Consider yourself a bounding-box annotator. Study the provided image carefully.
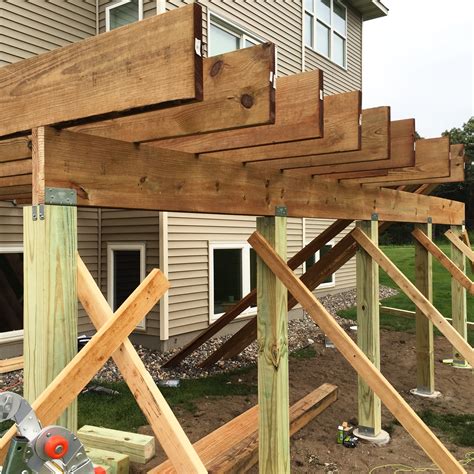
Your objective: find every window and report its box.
[107,243,146,330]
[209,13,263,57]
[304,0,347,68]
[106,0,143,32]
[209,242,257,321]
[0,247,23,335]
[304,241,336,288]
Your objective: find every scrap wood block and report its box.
[152,383,338,473]
[85,447,129,474]
[78,426,155,464]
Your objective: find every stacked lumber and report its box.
[85,447,129,474]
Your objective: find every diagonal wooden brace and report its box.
[76,256,206,473]
[445,229,474,273]
[0,265,169,463]
[248,230,465,474]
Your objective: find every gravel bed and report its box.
[0,286,398,391]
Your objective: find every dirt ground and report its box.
[137,329,473,473]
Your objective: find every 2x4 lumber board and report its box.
[356,221,381,436]
[450,225,469,366]
[0,159,31,177]
[0,265,169,463]
[412,227,474,294]
[32,126,464,224]
[445,228,474,263]
[148,69,323,153]
[256,216,290,473]
[0,174,32,187]
[152,384,338,474]
[23,205,78,432]
[84,447,129,474]
[77,257,205,473]
[0,356,24,374]
[166,219,352,368]
[414,223,435,394]
[0,137,31,162]
[353,227,474,367]
[0,4,203,138]
[248,230,465,474]
[70,44,276,142]
[78,426,154,464]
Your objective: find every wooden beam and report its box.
[152,384,338,474]
[23,205,78,432]
[70,44,276,142]
[0,174,32,187]
[256,216,290,473]
[77,256,206,473]
[32,126,464,224]
[356,220,381,436]
[414,223,435,394]
[145,69,321,151]
[353,227,474,367]
[0,266,169,463]
[0,356,24,374]
[0,136,31,162]
[0,4,203,138]
[248,230,465,474]
[445,228,474,265]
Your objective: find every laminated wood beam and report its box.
[70,44,276,142]
[31,126,464,224]
[353,227,474,367]
[0,4,203,138]
[248,229,465,474]
[0,266,169,463]
[77,257,206,473]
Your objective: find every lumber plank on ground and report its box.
[149,69,323,153]
[31,126,464,224]
[353,227,474,367]
[248,230,465,474]
[151,383,338,474]
[84,447,129,474]
[79,426,154,464]
[0,356,23,374]
[70,44,276,142]
[0,4,203,138]
[0,268,169,463]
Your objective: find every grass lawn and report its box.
[338,242,474,345]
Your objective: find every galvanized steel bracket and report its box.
[45,187,77,206]
[275,206,288,217]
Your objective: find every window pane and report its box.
[250,248,257,291]
[316,21,330,56]
[0,253,24,332]
[113,250,141,311]
[209,23,240,56]
[320,244,333,283]
[305,253,316,270]
[245,38,259,48]
[333,1,347,35]
[317,0,331,24]
[304,13,313,47]
[333,33,345,67]
[305,0,314,13]
[109,0,139,30]
[213,248,242,314]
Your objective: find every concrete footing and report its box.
[353,428,390,446]
[410,388,442,399]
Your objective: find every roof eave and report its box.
[349,0,389,21]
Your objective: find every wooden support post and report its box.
[356,220,381,436]
[414,223,435,393]
[23,205,78,431]
[450,225,469,367]
[256,216,290,473]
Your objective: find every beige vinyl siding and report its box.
[305,4,362,94]
[100,209,161,337]
[0,202,22,245]
[0,0,96,64]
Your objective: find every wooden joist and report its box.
[0,4,203,138]
[31,126,464,224]
[70,43,276,142]
[0,136,31,162]
[0,356,24,374]
[152,384,338,474]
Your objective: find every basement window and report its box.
[0,248,23,336]
[106,0,143,32]
[304,241,336,288]
[107,243,146,330]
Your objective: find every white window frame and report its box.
[105,0,144,32]
[207,11,265,57]
[304,0,348,69]
[0,246,24,344]
[208,241,256,323]
[107,242,146,330]
[303,240,336,289]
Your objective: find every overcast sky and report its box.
[362,0,473,138]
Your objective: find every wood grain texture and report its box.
[0,356,24,374]
[0,137,31,162]
[0,4,203,137]
[23,205,78,431]
[248,230,465,474]
[70,43,276,142]
[36,127,464,224]
[77,257,205,473]
[445,228,474,264]
[84,447,129,474]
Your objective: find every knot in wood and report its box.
[210,60,224,77]
[240,94,254,109]
[271,345,280,368]
[139,176,147,184]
